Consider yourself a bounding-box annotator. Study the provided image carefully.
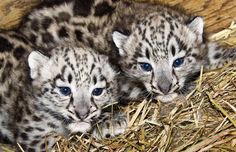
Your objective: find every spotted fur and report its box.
[0,30,127,151]
[113,16,236,102]
[0,31,33,144]
[19,0,236,103]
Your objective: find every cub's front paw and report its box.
[92,112,127,139]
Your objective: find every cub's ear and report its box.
[187,16,204,42]
[28,51,49,79]
[112,31,128,56]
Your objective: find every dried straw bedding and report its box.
[0,2,236,152]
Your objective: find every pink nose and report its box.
[158,82,171,95]
[75,109,89,120]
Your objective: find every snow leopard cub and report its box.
[112,15,236,102]
[0,35,126,151]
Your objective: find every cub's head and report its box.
[28,46,117,123]
[113,14,205,102]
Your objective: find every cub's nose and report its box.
[157,82,172,95]
[75,108,90,120]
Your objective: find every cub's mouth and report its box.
[149,85,180,102]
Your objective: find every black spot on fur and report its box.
[105,134,111,138]
[175,22,179,28]
[42,32,54,43]
[34,135,40,138]
[0,59,4,69]
[32,115,42,122]
[75,29,83,41]
[30,34,37,43]
[54,74,64,83]
[43,88,49,94]
[31,140,40,146]
[13,46,26,60]
[191,53,197,58]
[90,64,95,74]
[61,65,66,75]
[214,53,221,59]
[100,75,106,82]
[42,17,53,29]
[87,37,95,48]
[178,39,187,51]
[35,127,45,132]
[58,26,69,38]
[94,1,114,17]
[134,48,143,58]
[28,148,36,152]
[68,74,72,83]
[87,23,96,33]
[171,46,176,56]
[57,12,71,22]
[93,76,97,84]
[31,19,39,31]
[41,143,45,149]
[145,48,150,59]
[25,127,33,132]
[170,23,174,30]
[66,96,73,109]
[47,122,58,128]
[73,0,94,17]
[21,132,28,140]
[22,119,29,124]
[0,36,13,52]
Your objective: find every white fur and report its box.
[129,87,142,99]
[187,17,204,42]
[157,93,178,103]
[112,31,128,56]
[28,51,49,79]
[67,122,92,134]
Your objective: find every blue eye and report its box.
[173,58,184,68]
[59,87,71,96]
[92,88,104,96]
[139,62,152,72]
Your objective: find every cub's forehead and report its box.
[47,46,112,80]
[132,13,195,42]
[125,14,197,58]
[52,46,102,66]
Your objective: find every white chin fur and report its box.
[68,121,91,134]
[157,93,178,103]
